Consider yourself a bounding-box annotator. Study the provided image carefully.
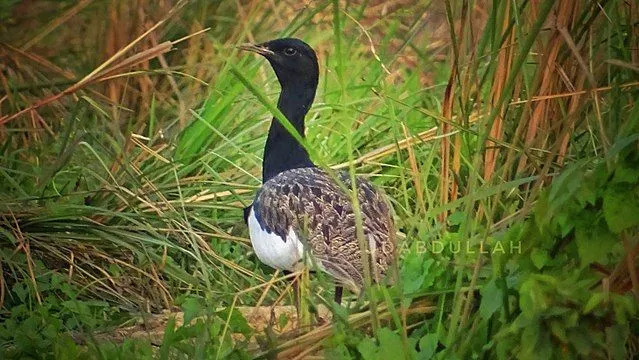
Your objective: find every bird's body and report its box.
[240,38,396,296]
[248,167,395,291]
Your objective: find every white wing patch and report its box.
[248,208,305,271]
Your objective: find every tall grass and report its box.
[0,0,637,359]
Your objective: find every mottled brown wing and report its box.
[252,167,395,290]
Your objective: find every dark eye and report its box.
[283,47,297,56]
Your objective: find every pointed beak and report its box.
[237,43,274,56]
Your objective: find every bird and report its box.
[238,38,396,304]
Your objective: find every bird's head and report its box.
[239,38,319,89]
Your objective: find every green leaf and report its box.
[549,320,568,343]
[548,161,586,202]
[605,325,628,360]
[418,333,438,360]
[357,337,378,360]
[534,192,551,230]
[603,185,639,233]
[377,328,405,359]
[583,292,605,314]
[606,133,639,159]
[448,211,465,226]
[611,294,637,324]
[158,317,176,360]
[479,279,503,319]
[612,162,639,184]
[401,253,433,295]
[218,307,252,336]
[575,217,617,266]
[576,176,599,206]
[519,275,555,319]
[530,248,550,270]
[278,313,289,330]
[567,328,593,355]
[181,297,203,324]
[555,210,576,237]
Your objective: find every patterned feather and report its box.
[250,167,396,292]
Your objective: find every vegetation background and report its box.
[0,0,638,359]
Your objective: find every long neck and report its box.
[262,83,316,182]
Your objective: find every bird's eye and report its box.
[283,47,297,56]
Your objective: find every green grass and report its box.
[0,0,638,359]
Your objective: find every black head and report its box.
[239,38,319,89]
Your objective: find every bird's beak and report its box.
[237,43,274,56]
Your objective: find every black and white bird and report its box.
[239,38,396,303]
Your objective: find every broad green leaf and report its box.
[567,328,593,355]
[357,337,378,360]
[575,218,617,266]
[576,175,598,206]
[603,185,639,233]
[418,333,438,360]
[378,328,406,360]
[519,276,553,319]
[605,325,628,360]
[549,320,568,343]
[612,162,639,184]
[218,307,252,336]
[479,279,503,319]
[583,292,605,314]
[530,248,549,270]
[181,297,203,324]
[401,252,433,295]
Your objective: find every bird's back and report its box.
[249,167,396,291]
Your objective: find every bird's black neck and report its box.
[262,83,316,182]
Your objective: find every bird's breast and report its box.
[247,207,304,271]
